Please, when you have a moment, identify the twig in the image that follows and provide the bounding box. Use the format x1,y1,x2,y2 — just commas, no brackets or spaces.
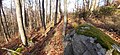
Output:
1,48,22,55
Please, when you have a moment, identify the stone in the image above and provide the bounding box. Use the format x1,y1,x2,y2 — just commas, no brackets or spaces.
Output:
72,38,87,55
64,43,74,55
64,33,106,55
70,30,75,36
97,52,102,55
64,34,71,41
96,43,102,49
72,34,98,55
83,50,91,55
100,48,106,54
89,37,95,43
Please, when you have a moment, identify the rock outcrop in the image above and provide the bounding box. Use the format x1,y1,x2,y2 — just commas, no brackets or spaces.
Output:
64,30,107,55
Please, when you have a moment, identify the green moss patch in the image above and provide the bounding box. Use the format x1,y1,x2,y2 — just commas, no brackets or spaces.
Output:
75,24,120,50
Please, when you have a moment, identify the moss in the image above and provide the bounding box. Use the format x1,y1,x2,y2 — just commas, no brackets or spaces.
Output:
72,22,79,29
75,24,120,50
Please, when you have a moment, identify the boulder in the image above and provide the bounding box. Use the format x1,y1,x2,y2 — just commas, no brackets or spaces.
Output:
64,32,107,55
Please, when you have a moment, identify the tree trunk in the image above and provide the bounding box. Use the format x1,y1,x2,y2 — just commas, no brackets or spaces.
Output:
86,0,90,11
63,0,67,36
49,0,52,22
0,9,9,42
11,0,15,36
28,0,33,31
22,0,26,30
105,0,110,6
83,0,90,11
58,0,63,23
45,0,48,25
54,0,59,25
1,7,11,38
0,0,9,42
35,0,39,28
83,0,86,12
42,0,46,30
15,0,28,46
90,0,98,11
39,0,43,27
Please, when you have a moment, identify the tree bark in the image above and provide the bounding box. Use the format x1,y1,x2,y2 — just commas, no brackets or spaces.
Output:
0,10,9,42
15,0,28,46
90,0,99,11
28,0,33,31
11,0,15,36
1,7,11,38
0,0,9,42
63,0,67,36
42,0,46,30
54,0,59,25
45,0,48,25
58,0,63,23
59,0,62,17
22,0,26,30
39,0,43,27
49,0,52,22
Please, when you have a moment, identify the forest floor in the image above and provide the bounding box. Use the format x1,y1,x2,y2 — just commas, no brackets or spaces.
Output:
0,18,65,55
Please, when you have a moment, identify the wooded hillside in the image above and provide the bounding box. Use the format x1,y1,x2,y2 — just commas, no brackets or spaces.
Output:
0,0,120,55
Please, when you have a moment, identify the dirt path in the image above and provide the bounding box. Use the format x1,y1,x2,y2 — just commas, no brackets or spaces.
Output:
38,20,64,55
20,19,64,55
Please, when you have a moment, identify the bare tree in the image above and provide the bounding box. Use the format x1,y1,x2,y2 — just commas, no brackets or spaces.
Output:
90,0,99,11
49,0,52,22
83,0,90,11
39,0,43,27
22,0,26,29
1,7,11,38
28,0,33,31
15,0,28,46
10,0,15,35
105,0,110,6
42,0,46,30
63,0,67,36
35,0,40,28
54,0,59,25
59,0,63,19
45,0,48,25
0,0,9,42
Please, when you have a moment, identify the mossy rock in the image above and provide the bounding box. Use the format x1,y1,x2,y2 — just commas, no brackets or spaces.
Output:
75,23,120,54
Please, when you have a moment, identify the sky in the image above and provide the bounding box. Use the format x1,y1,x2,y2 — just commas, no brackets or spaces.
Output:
2,0,106,12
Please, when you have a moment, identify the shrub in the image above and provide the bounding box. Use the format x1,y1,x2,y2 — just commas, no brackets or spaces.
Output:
92,6,116,18
79,11,91,18
92,9,102,18
99,6,116,16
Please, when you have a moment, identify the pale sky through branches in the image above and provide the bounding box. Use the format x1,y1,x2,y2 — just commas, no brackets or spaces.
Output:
2,0,106,12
